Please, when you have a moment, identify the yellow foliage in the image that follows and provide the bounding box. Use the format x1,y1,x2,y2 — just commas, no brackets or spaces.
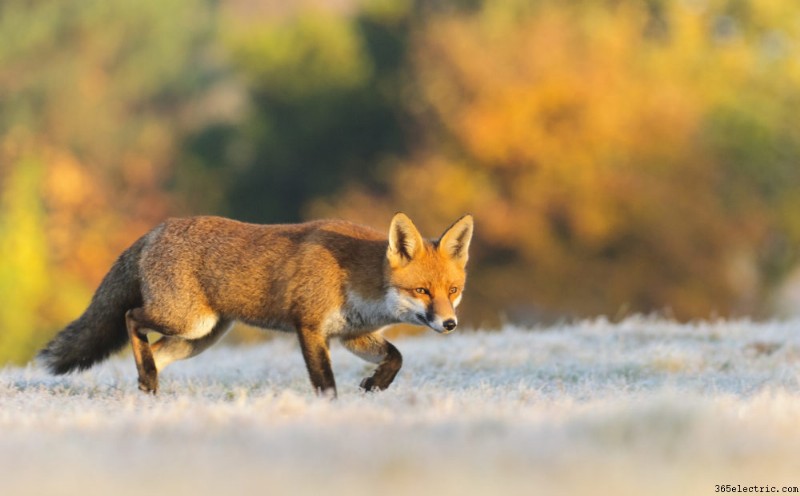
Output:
0,162,50,362
321,0,800,323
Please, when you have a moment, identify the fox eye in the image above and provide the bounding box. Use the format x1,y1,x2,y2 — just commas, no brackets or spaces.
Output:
449,287,458,294
415,287,430,296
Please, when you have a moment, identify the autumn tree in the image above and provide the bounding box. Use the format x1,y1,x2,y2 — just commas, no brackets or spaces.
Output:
316,0,800,324
0,0,224,362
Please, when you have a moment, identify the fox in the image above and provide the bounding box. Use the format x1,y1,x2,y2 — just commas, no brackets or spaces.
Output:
38,213,474,397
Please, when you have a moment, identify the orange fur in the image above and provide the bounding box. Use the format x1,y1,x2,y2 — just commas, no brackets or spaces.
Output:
38,213,474,397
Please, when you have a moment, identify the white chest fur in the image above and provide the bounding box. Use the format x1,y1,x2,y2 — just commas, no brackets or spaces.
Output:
320,291,398,337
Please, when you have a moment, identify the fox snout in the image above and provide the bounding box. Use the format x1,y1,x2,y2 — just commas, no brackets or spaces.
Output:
418,308,458,334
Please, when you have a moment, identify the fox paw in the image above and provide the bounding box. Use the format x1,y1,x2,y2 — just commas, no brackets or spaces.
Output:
360,377,378,392
138,378,158,395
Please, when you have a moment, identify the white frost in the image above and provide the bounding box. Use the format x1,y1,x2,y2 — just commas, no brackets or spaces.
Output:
2,317,800,495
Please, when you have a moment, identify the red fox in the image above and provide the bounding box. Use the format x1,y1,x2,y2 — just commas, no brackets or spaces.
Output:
38,213,473,397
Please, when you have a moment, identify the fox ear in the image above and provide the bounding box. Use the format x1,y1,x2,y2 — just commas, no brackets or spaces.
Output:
388,213,424,267
438,214,474,268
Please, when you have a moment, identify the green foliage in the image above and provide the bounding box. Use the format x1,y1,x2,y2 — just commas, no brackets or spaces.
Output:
0,0,216,166
225,12,372,102
181,6,411,222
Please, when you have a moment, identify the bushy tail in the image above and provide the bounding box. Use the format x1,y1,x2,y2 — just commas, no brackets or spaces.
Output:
38,237,146,374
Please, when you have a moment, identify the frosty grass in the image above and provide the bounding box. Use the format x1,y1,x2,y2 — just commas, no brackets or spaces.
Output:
2,317,800,495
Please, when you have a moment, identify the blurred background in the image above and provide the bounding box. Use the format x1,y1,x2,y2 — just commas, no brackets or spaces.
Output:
2,0,800,364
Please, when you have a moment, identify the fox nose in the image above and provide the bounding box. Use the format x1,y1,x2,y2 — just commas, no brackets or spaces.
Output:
443,319,457,332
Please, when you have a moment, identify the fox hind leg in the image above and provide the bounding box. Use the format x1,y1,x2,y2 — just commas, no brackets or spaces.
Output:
151,319,233,372
126,303,221,393
342,332,403,392
125,308,159,394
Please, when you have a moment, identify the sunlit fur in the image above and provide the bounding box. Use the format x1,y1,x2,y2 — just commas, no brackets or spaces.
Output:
385,213,473,334
38,213,473,396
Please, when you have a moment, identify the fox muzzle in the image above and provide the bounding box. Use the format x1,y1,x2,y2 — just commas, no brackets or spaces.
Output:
429,316,458,334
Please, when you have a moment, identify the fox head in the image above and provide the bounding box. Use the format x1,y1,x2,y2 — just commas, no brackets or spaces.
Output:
386,213,474,334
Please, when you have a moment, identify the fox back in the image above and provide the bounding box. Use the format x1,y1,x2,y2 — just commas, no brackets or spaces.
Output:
38,213,474,396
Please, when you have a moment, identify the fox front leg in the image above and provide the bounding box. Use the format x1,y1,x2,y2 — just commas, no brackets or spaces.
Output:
342,333,403,392
296,327,337,398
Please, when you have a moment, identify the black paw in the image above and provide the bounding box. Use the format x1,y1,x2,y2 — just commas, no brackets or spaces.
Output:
138,378,158,395
360,377,377,392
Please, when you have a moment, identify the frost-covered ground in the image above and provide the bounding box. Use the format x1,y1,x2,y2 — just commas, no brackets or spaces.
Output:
2,318,800,496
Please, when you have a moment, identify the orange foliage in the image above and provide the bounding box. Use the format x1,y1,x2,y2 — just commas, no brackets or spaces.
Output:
41,148,168,284
0,0,214,362
316,0,800,323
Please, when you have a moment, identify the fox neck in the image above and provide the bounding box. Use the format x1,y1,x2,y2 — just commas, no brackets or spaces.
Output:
342,289,402,331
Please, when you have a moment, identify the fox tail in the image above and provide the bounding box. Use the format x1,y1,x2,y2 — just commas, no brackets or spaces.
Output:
38,237,145,374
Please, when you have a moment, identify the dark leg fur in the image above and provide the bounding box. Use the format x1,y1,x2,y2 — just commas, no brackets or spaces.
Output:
296,329,336,398
125,308,159,394
360,343,402,391
360,342,402,392
342,334,403,392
